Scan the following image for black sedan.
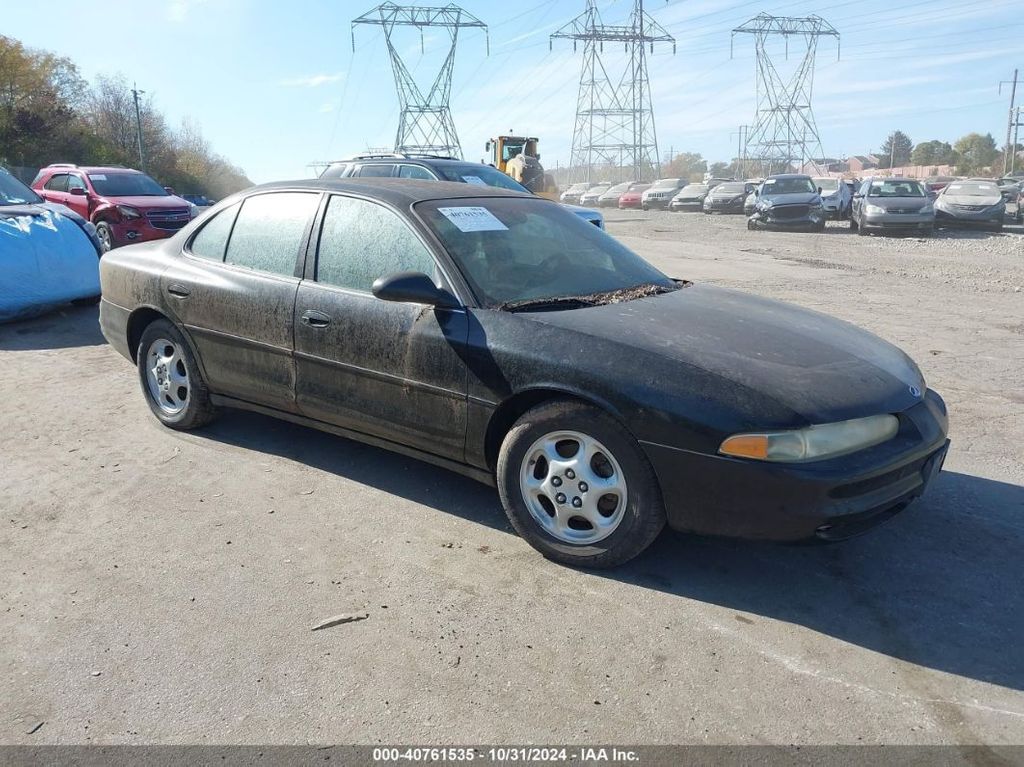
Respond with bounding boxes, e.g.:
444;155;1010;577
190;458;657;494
99;180;949;568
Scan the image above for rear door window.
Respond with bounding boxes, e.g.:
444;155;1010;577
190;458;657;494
188;202;241;261
356;164;396;178
44;174;68;192
315;195;437;291
67;175;87;192
224;192;320;277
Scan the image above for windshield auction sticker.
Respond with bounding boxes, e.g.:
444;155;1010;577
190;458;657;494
461;175;489;186
438;206;508;232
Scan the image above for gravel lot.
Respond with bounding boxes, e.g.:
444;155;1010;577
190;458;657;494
2;211;1022;746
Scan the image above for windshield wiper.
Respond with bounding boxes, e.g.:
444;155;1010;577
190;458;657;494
498;296;601;313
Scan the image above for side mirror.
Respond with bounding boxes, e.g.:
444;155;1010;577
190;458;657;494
164;186;175;194
69;187;88;196
372;271;459;308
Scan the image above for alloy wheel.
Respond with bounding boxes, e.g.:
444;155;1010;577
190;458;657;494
519;430;628;545
145;338;191;415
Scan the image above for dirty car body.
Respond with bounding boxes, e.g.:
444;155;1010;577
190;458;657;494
99;179;949;563
749;174;827;231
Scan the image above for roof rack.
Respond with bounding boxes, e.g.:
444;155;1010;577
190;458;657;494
345;152;462;162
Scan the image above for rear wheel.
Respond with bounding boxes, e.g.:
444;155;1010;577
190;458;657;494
137;319;216;430
497;400;665;568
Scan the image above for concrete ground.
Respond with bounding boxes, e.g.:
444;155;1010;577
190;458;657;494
1;212;1022;746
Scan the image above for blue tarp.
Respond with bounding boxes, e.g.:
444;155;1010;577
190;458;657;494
0;204;101;322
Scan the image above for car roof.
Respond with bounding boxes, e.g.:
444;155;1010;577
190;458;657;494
251;178;532;206
330;157;478;168
766;173;811;180
44;165;140;174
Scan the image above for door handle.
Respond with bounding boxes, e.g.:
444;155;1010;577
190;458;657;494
301;309;331;328
167;283;191;298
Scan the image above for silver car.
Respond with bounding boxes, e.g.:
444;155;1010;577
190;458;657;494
934;179;1006;231
849;177;935;236
813;177;852;219
579;184;612;207
642;178;686;210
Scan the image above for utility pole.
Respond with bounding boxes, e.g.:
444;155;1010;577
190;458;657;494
131;83;145;172
1000;70;1018;175
1011;106;1023;175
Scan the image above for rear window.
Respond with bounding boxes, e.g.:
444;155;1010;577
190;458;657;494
224;192;320;276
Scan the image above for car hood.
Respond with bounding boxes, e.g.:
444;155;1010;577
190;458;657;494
759;191;820;206
107;195;191;210
865;196;930;210
937;194;1002;206
523;283;924;424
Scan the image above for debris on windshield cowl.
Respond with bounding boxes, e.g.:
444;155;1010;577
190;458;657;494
601;279;692;305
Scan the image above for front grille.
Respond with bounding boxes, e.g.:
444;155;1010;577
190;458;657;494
146;208;192;231
771;204;809;220
950;204;988;212
888;208;924;215
830;455;928;499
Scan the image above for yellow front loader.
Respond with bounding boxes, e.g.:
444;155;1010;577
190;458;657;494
485;134;560;201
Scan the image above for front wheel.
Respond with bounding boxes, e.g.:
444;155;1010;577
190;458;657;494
137;319;216;430
95;221;115;253
496;400;666;568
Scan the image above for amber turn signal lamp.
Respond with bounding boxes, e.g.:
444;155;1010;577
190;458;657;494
719;434;769;460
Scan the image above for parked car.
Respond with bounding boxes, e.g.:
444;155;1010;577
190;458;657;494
849;177;935;236
321;154;604;229
813;177;852;219
704;177;736;190
934;179;1006;231
844;179;859;199
641;178;686;210
1;167;101;321
923;176;956;194
995;177;1021;202
702;182;754;214
99;178;948;567
32;164;194;253
598;181;646;208
617;183;650;210
747;174;827;231
559;182;594;205
579;184;611;207
669;184;709;211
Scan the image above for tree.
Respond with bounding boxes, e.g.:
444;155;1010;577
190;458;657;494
954;132;999;175
878;130;913;168
910;140;957;167
663;151;706;182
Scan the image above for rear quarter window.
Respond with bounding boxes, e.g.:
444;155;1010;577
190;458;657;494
188;202;241;261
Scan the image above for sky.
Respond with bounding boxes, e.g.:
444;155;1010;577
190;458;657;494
4;0;1020;183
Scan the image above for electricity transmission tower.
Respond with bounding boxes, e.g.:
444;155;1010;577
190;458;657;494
352;3;488;158
551;0;675;184
731;13;839;176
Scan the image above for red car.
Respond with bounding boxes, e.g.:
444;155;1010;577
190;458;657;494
31;164;194;252
618;183;651;210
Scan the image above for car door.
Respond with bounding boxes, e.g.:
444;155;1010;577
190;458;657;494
293;193;469;461
40;173;69;206
65;174;91;218
161;191;322;413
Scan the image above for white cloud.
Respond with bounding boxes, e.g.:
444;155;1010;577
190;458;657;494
279;73;346;88
167;0;207;22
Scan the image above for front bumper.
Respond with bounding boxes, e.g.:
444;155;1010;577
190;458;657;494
750;207;826;230
862;213;935;232
98;297;133;362
643;197;673;209
704;199;745;213
108;220;179;247
669;200;704;211
642;389;949;541
935;208;1004;227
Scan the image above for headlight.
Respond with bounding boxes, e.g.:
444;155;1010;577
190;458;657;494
864;204;885;215
117;204;142;220
719;414;899;463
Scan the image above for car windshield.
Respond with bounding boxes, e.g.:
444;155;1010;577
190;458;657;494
815;179;839;191
715;183;746;194
763;177;815;194
437;164;527;192
651;178;681;189
586;185;610;195
944;182;998;197
605;183;631;194
416;197;677;309
0;170;42;205
567;183;590;192
682;185;708;195
88;172;169;197
868;180;926;198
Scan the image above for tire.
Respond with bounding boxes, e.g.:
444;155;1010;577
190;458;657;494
496;400;666;568
849;215;859;231
641;204;649;211
136;319;216;430
95;221;115;253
